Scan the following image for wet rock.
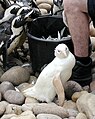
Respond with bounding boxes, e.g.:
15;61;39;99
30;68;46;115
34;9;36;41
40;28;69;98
0;81;15;95
37;113;62;119
4;90;25;105
0;66;30;85
64;81;83;99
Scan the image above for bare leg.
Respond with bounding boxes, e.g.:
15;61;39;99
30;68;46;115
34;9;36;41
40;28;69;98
63;0;89;57
63;0;92;86
53;73;65;106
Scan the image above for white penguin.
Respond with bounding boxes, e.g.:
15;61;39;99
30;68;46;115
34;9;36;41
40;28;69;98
23;43;76;105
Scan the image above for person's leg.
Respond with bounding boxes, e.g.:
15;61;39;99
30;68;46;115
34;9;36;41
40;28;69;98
64;0;89;57
63;0;92;86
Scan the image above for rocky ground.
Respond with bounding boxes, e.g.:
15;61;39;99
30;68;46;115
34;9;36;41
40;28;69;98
0;40;95;119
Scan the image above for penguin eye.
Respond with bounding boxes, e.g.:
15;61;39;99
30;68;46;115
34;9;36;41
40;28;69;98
65;47;68;51
57;50;60;52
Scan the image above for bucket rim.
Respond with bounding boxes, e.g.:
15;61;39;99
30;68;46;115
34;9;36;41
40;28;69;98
27;32;71;42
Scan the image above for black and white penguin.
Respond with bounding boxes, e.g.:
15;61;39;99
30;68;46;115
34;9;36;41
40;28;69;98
7;8;41;54
0;0;10;12
52;0;63;15
16;6;31;16
0;4;21;24
9;7;40;42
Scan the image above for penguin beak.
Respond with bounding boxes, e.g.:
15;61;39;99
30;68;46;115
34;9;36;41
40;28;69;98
24;10;34;19
63;51;68;57
63;50;69;58
24;8;41;20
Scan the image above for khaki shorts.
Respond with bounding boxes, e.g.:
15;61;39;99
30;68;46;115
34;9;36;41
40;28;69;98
88;0;95;27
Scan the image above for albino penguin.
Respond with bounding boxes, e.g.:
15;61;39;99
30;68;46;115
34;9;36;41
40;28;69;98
23;43;76;106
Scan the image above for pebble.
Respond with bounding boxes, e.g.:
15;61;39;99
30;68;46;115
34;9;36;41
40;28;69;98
0;81;15;95
4;90;25;105
37;113;62;119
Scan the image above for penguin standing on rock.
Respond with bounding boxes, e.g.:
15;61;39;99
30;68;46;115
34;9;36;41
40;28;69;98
23;43;76;106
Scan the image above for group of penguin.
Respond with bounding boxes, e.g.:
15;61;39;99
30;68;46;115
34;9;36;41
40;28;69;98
0;0;65;69
0;0;42;69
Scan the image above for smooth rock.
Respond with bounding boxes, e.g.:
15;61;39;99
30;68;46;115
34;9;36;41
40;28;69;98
76;113;87;119
4;90;25;105
0;81;15;95
63;100;77;110
0;101;9;116
0;66;30;85
37;113;62;119
76;92;95;119
64;81;83;99
17;83;32;92
25;97;39;104
67;109;78;117
32;103;69;118
11;110;36;119
1;114;17;119
5;104;22;115
72;91;88;102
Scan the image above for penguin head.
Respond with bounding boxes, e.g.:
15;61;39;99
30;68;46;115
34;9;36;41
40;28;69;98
54;43;69;59
0;0;10;10
53;0;63;8
29;0;38;8
16;6;31;16
10;4;21;14
24;8;41;20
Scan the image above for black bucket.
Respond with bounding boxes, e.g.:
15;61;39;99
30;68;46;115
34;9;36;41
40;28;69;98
27;15;74;72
